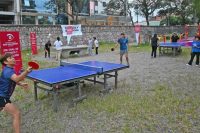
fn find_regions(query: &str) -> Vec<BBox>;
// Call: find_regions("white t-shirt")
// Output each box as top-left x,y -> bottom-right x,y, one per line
94,40 -> 99,47
54,40 -> 63,50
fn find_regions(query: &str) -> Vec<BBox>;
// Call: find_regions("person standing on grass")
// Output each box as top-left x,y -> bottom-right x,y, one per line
0,53 -> 32,133
93,37 -> 99,55
151,34 -> 159,58
54,37 -> 63,61
114,33 -> 130,66
44,40 -> 51,58
187,36 -> 200,66
87,38 -> 93,56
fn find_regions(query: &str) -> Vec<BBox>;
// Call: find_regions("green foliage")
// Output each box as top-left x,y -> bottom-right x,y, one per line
193,0 -> 200,22
160,16 -> 193,26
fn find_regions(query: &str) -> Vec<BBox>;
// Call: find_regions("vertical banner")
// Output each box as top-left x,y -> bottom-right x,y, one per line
61,25 -> 83,44
30,32 -> 37,55
134,24 -> 141,45
0,31 -> 22,75
198,24 -> 200,36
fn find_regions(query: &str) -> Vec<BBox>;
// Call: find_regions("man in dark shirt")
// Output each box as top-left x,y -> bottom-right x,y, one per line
151,34 -> 159,58
171,32 -> 181,53
171,32 -> 179,42
45,40 -> 51,58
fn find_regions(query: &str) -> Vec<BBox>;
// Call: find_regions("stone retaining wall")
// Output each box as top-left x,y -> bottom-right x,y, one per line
0,25 -> 198,49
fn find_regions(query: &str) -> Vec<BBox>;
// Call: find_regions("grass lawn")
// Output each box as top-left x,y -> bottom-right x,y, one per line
0,42 -> 199,132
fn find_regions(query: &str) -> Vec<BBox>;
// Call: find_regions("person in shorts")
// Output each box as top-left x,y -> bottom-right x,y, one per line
115,33 -> 130,66
0,53 -> 32,133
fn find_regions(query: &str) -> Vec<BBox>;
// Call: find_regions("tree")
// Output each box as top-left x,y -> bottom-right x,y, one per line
158,0 -> 193,25
132,0 -> 163,26
65,0 -> 90,24
45,0 -> 89,24
44,0 -> 69,24
193,0 -> 200,23
104,0 -> 134,25
160,16 -> 192,26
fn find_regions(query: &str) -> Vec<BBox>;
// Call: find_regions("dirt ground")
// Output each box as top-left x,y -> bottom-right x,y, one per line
1,50 -> 200,133
64,51 -> 200,94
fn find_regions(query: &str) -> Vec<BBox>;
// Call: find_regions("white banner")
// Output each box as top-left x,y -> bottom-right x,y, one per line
61,24 -> 83,44
61,24 -> 82,36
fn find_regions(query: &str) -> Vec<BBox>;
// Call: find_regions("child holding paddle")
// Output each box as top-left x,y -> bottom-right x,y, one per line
0,53 -> 32,133
44,40 -> 51,58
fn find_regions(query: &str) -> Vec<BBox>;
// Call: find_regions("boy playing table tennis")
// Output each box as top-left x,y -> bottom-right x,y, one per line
0,53 -> 32,133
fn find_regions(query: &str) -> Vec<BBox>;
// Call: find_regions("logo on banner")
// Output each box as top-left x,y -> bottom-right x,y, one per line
66,26 -> 73,35
7,34 -> 15,41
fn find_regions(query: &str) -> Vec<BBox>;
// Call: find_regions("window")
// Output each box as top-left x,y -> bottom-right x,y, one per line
95,1 -> 98,6
103,2 -> 106,7
22,16 -> 35,24
22,0 -> 57,14
38,16 -> 53,25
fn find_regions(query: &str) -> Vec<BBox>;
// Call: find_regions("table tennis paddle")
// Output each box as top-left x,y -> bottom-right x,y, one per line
28,61 -> 39,70
111,48 -> 115,51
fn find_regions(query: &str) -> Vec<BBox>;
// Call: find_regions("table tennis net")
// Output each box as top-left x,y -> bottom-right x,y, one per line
60,61 -> 103,74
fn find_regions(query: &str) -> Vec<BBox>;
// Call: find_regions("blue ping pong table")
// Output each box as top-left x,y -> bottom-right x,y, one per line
159,42 -> 182,56
27,61 -> 128,111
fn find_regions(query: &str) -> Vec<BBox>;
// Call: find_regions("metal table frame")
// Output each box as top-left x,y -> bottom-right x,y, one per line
27,61 -> 128,112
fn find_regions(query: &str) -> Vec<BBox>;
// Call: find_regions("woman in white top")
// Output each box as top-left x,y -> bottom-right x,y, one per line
93,37 -> 99,55
54,37 -> 63,60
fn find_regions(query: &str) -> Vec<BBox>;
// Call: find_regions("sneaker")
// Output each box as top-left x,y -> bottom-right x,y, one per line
186,64 -> 191,66
196,65 -> 199,66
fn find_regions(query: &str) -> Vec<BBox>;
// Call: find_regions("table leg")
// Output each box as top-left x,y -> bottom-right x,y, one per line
77,81 -> 81,97
104,74 -> 107,90
72,81 -> 86,103
173,48 -> 176,56
94,76 -> 96,85
159,47 -> 161,56
115,71 -> 118,89
53,90 -> 58,112
34,82 -> 38,101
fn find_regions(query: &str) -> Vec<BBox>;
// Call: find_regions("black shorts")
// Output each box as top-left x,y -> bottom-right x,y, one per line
0,96 -> 11,108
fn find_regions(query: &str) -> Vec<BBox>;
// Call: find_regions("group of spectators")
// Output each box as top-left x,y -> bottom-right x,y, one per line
44,36 -> 100,60
151,32 -> 200,67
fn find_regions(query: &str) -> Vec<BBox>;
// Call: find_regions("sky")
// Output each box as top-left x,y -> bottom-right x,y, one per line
130,8 -> 145,22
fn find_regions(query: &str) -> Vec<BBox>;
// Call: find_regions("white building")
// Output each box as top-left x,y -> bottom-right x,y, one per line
0,0 -> 57,25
